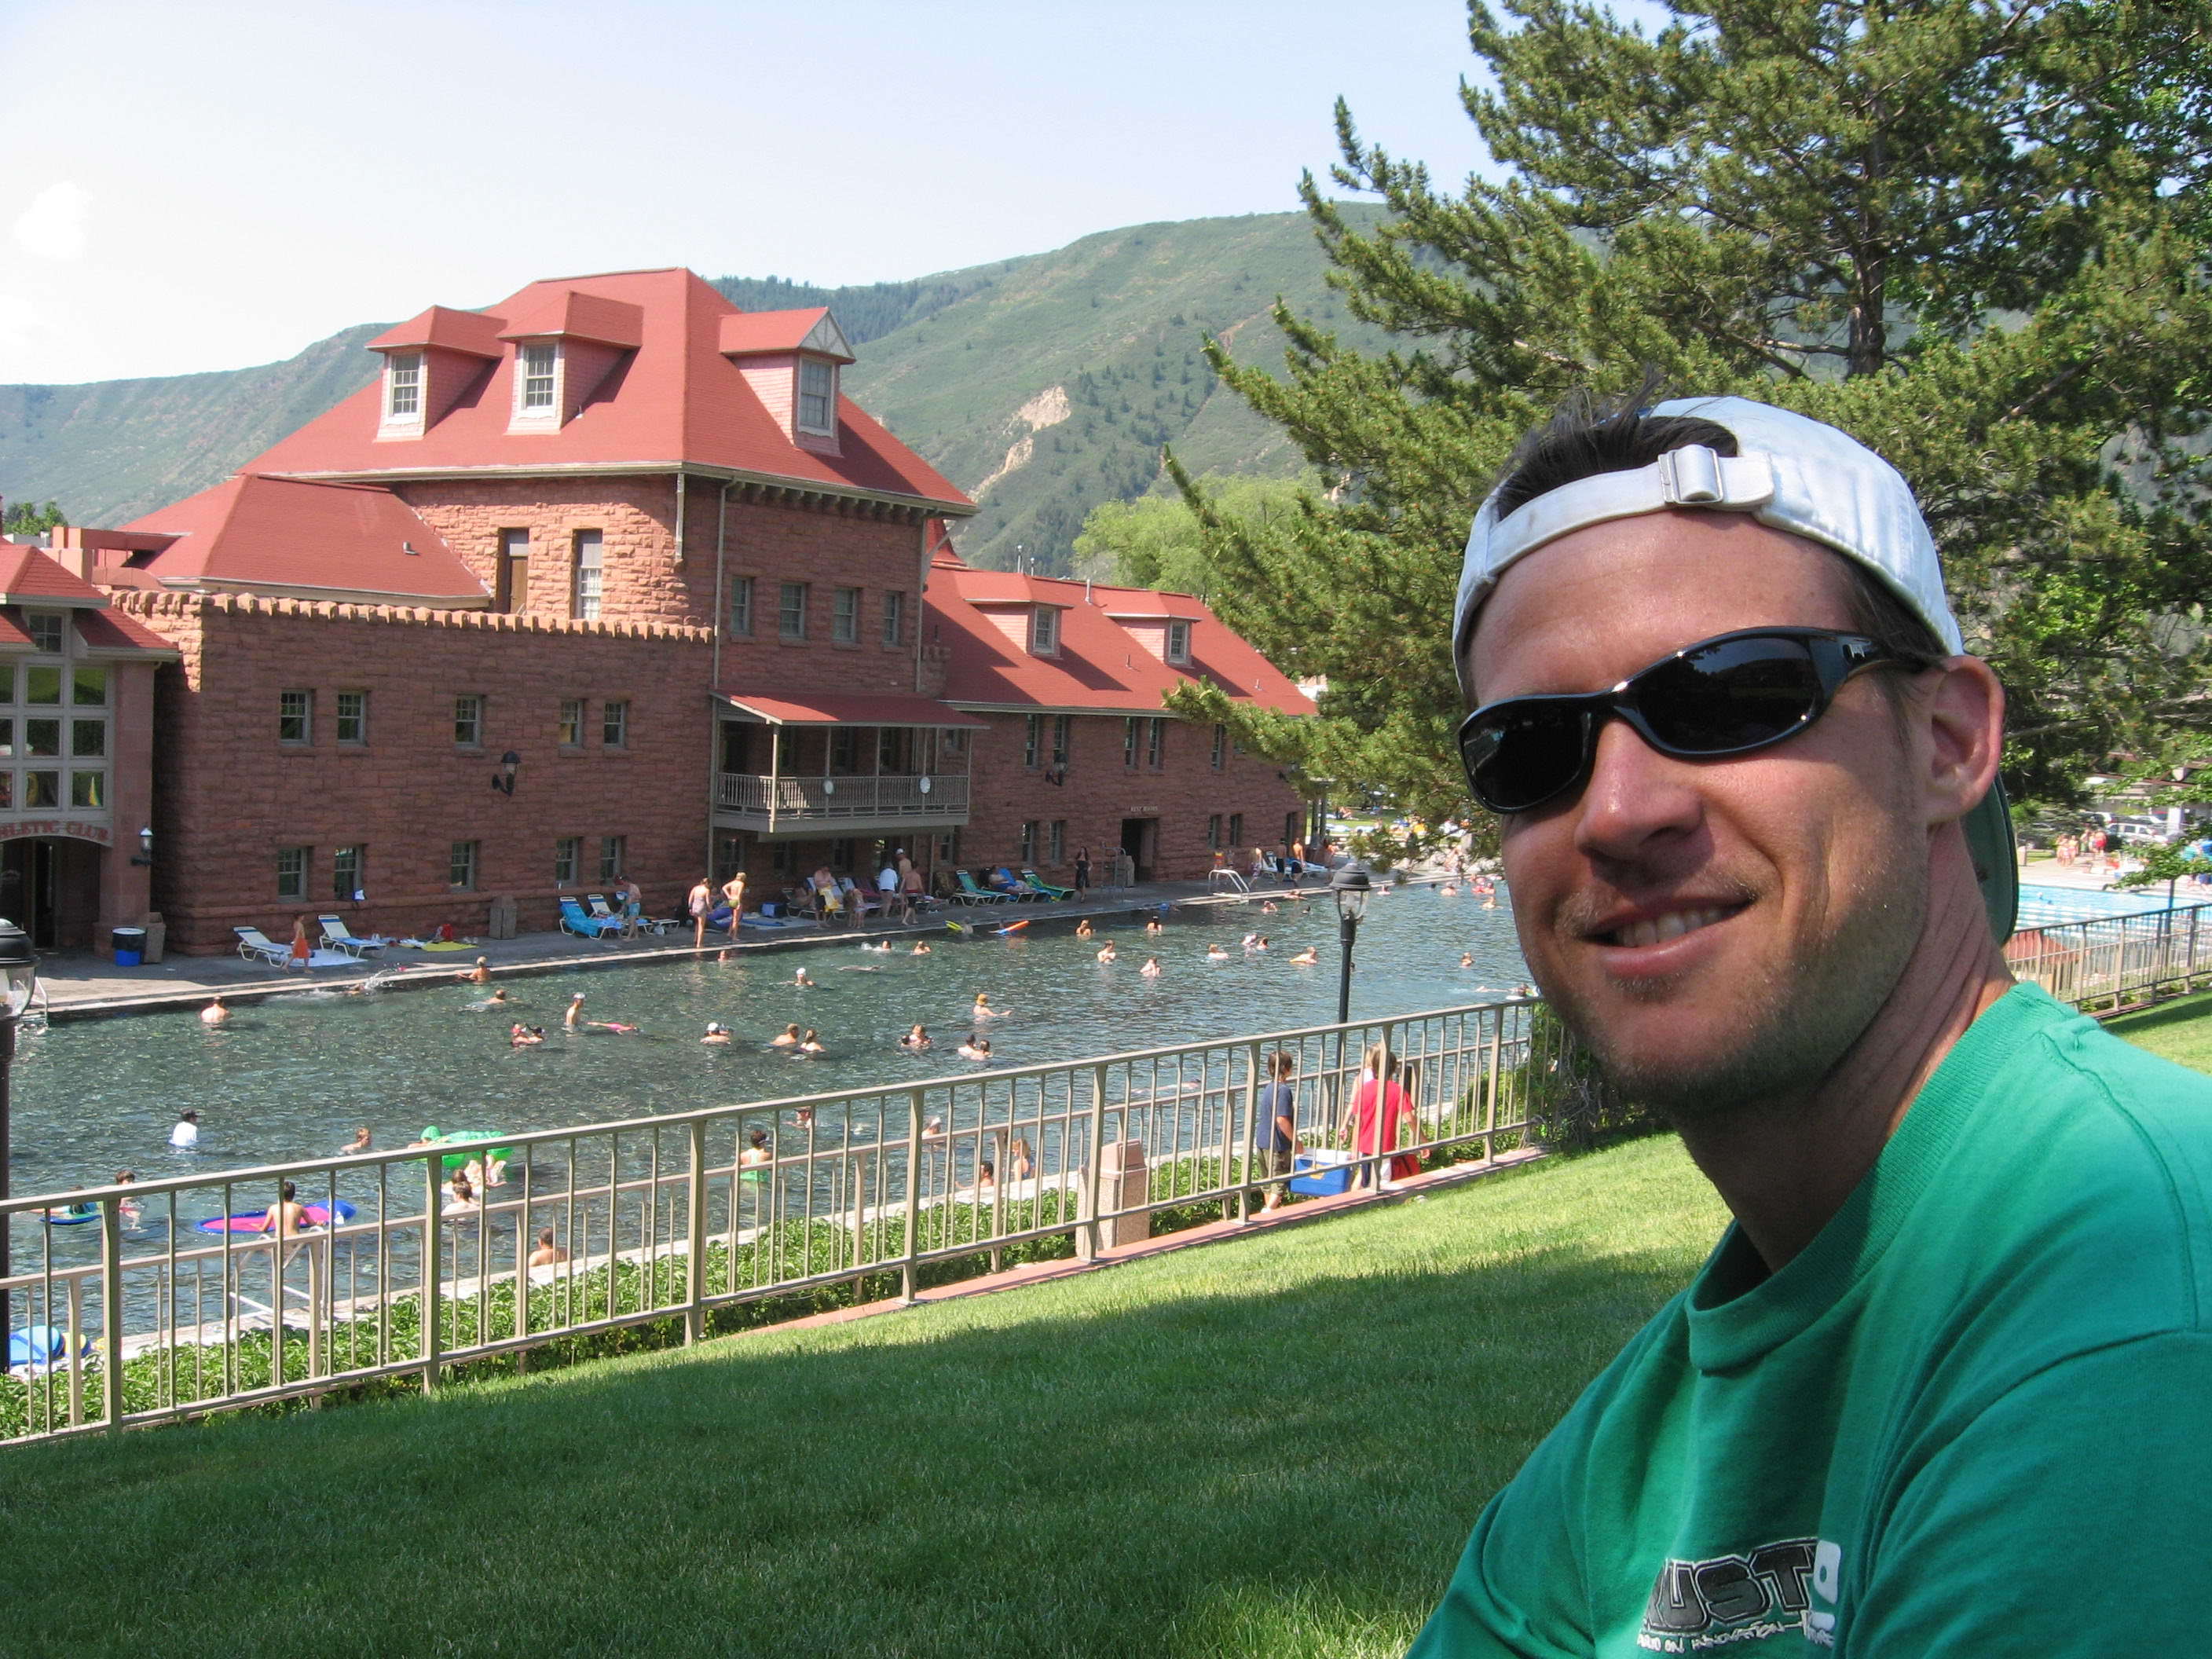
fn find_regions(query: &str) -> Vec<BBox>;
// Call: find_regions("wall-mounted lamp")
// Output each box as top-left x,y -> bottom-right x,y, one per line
492,751 -> 521,797
130,826 -> 155,866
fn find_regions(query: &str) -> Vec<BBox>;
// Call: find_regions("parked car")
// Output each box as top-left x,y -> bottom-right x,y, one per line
2113,819 -> 2169,845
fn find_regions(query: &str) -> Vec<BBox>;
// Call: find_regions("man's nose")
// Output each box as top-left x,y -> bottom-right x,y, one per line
1571,716 -> 1705,862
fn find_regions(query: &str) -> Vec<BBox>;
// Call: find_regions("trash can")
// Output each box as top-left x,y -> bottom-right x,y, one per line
111,926 -> 146,967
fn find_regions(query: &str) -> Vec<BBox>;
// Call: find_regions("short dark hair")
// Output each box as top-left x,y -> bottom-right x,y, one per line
1493,388 -> 1946,666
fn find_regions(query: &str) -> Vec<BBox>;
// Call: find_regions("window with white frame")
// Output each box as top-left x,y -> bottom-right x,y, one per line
1146,717 -> 1166,769
1023,713 -> 1042,768
1051,715 -> 1071,770
334,845 -> 364,902
449,840 -> 479,890
276,846 -> 309,900
1207,815 -> 1222,851
573,529 -> 603,621
519,342 -> 558,412
279,689 -> 313,745
727,575 -> 755,637
883,590 -> 906,647
833,587 -> 860,644
602,700 -> 629,748
779,582 -> 808,641
599,835 -> 626,881
1210,723 -> 1226,771
1229,812 -> 1244,848
558,698 -> 584,747
1031,606 -> 1059,655
1049,820 -> 1066,865
1166,619 -> 1192,665
797,359 -> 836,433
554,837 -> 580,887
1123,716 -> 1140,768
497,529 -> 531,612
385,352 -> 422,419
336,690 -> 368,745
454,695 -> 485,748
1019,822 -> 1037,866
25,614 -> 63,654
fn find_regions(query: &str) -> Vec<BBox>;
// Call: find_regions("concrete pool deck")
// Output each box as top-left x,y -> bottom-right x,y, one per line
27,875 -> 1350,1022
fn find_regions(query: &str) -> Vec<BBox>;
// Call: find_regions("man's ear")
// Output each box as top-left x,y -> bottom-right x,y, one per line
1919,656 -> 2005,830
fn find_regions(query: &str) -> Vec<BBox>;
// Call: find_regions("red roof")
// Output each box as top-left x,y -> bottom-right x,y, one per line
497,290 -> 645,348
118,474 -> 484,602
239,269 -> 965,508
367,306 -> 506,358
0,544 -> 109,606
71,607 -> 178,654
928,566 -> 1314,716
716,690 -> 988,728
717,308 -> 853,362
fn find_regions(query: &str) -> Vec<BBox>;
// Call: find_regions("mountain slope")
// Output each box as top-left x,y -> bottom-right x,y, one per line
0,209 -> 1386,570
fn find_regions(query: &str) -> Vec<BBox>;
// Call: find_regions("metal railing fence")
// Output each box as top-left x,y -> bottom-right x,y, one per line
2005,903 -> 2212,1010
0,998 -> 1562,1444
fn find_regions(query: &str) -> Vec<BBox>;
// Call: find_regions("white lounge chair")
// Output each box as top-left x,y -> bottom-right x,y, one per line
318,915 -> 387,957
235,926 -> 294,968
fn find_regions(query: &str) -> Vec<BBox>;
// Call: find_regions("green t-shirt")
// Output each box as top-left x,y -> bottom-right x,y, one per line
1410,983 -> 2212,1656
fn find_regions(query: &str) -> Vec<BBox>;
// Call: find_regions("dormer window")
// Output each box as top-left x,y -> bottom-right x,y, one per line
1031,606 -> 1060,656
25,613 -> 65,655
798,359 -> 837,434
1165,619 -> 1192,665
385,353 -> 422,419
519,343 -> 558,413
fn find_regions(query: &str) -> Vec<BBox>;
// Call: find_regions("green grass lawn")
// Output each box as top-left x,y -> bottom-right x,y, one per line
0,1137 -> 1726,1658
2106,989 -> 2212,1073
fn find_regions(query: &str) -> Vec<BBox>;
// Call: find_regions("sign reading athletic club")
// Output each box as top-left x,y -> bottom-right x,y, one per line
0,821 -> 113,846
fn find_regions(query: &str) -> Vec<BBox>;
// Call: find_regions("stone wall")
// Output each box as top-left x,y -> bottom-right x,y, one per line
114,590 -> 717,953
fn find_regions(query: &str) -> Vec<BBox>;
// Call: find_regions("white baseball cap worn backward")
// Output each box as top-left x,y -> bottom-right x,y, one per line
1453,396 -> 2015,942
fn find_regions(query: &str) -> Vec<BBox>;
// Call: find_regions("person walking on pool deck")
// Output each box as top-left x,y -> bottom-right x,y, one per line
688,876 -> 714,948
1410,394 -> 2212,1655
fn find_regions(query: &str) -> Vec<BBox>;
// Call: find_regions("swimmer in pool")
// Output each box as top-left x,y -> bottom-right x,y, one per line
1251,935 -> 1270,952
1144,918 -> 1164,937
342,1126 -> 372,1155
859,939 -> 892,954
1207,943 -> 1232,962
797,1029 -> 826,1057
1459,953 -> 1474,969
793,1106 -> 815,1128
1261,901 -> 1279,914
200,996 -> 229,1027
793,967 -> 815,987
1288,947 -> 1319,965
467,956 -> 491,985
1441,883 -> 1459,896
1075,918 -> 1093,939
899,1024 -> 932,1052
112,1170 -> 144,1226
1141,957 -> 1163,978
565,993 -> 587,1030
701,1022 -> 733,1045
910,942 -> 932,956
771,1023 -> 800,1048
511,1024 -> 545,1046
973,993 -> 1011,1018
1097,941 -> 1119,963
1484,894 -> 1497,910
957,1035 -> 993,1062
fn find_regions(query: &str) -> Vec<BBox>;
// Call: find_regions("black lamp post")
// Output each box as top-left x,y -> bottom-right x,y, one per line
1330,860 -> 1372,1024
492,751 -> 521,796
0,917 -> 41,1335
130,826 -> 154,867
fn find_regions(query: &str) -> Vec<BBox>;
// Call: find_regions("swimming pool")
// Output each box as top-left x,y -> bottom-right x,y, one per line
9,881 -> 1529,1199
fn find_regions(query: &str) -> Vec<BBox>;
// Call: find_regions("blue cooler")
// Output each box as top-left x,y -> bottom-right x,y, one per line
111,926 -> 146,967
1289,1151 -> 1353,1196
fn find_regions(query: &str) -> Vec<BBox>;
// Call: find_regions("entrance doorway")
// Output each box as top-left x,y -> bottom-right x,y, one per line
1119,817 -> 1158,884
0,837 -> 100,950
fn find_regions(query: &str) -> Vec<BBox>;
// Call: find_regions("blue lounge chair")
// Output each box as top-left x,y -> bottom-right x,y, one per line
559,898 -> 623,940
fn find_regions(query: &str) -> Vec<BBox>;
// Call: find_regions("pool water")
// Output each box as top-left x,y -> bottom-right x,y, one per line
9,884 -> 1529,1199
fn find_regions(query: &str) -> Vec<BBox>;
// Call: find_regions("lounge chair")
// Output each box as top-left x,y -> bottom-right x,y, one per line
1020,870 -> 1073,900
318,915 -> 387,957
558,898 -> 624,941
235,926 -> 297,968
955,871 -> 1013,906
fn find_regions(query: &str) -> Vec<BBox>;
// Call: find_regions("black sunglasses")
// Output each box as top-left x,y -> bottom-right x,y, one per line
1458,628 -> 1936,815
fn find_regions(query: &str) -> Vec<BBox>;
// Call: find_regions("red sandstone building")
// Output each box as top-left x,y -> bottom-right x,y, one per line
46,268 -> 1310,954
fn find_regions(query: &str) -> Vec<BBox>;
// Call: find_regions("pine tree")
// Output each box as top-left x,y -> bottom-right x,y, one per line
1170,0 -> 2212,819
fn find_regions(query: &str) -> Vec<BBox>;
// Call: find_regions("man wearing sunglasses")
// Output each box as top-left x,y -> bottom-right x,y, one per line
1410,397 -> 2212,1656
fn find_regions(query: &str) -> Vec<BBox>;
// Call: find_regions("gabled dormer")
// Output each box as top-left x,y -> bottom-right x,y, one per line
1106,604 -> 1194,667
720,309 -> 854,456
367,306 -> 507,440
496,291 -> 645,434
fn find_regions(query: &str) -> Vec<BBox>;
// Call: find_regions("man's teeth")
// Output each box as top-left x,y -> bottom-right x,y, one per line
1609,907 -> 1732,949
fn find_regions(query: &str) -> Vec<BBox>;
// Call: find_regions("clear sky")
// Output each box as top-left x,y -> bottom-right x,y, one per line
0,0 -> 1499,385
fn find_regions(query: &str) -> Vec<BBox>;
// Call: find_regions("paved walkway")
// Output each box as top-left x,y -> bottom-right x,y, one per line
33,877 -> 1322,1022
